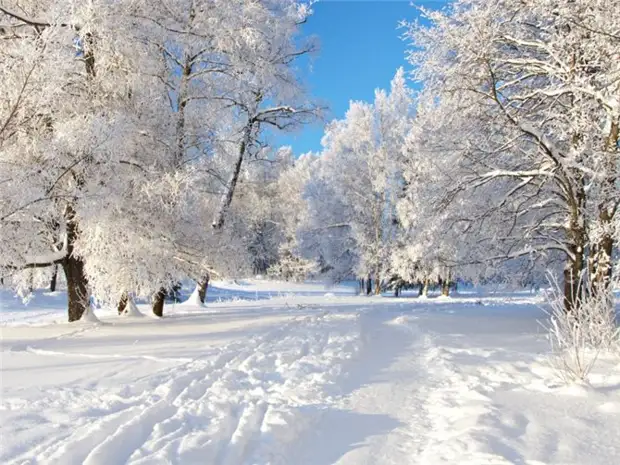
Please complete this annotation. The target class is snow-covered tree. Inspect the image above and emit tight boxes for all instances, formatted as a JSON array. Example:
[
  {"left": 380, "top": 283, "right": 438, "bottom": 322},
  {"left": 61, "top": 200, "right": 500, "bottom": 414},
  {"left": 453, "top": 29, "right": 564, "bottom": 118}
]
[
  {"left": 0, "top": 0, "right": 318, "bottom": 320},
  {"left": 403, "top": 0, "right": 620, "bottom": 309},
  {"left": 301, "top": 69, "right": 414, "bottom": 292},
  {"left": 0, "top": 0, "right": 171, "bottom": 320}
]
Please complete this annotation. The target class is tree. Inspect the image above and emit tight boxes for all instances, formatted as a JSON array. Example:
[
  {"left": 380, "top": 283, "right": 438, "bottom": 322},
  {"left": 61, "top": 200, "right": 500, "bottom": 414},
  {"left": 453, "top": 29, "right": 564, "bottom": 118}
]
[
  {"left": 403, "top": 0, "right": 620, "bottom": 310},
  {"left": 1, "top": 0, "right": 318, "bottom": 319},
  {"left": 207, "top": 0, "right": 320, "bottom": 230},
  {"left": 0, "top": 0, "right": 166, "bottom": 320},
  {"left": 300, "top": 70, "right": 414, "bottom": 290}
]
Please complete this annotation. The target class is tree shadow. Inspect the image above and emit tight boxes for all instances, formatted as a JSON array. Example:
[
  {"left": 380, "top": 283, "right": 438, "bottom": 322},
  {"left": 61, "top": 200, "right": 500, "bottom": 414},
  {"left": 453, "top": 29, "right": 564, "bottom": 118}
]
[{"left": 294, "top": 407, "right": 404, "bottom": 465}]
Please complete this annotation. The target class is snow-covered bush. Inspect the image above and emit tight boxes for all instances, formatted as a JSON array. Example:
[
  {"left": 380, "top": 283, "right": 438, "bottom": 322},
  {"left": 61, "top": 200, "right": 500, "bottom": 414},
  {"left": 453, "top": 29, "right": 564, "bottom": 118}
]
[{"left": 543, "top": 278, "right": 619, "bottom": 383}]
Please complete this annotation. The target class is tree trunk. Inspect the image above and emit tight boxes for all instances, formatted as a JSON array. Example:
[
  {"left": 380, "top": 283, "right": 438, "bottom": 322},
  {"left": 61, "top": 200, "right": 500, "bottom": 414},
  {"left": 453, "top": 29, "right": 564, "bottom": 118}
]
[
  {"left": 152, "top": 288, "right": 166, "bottom": 317},
  {"left": 441, "top": 280, "right": 450, "bottom": 297},
  {"left": 173, "top": 40, "right": 195, "bottom": 168},
  {"left": 63, "top": 254, "right": 89, "bottom": 322},
  {"left": 563, "top": 177, "right": 588, "bottom": 312},
  {"left": 563, "top": 260, "right": 582, "bottom": 313},
  {"left": 117, "top": 292, "right": 128, "bottom": 315},
  {"left": 374, "top": 278, "right": 381, "bottom": 295},
  {"left": 212, "top": 121, "right": 254, "bottom": 229},
  {"left": 62, "top": 206, "right": 89, "bottom": 322},
  {"left": 198, "top": 274, "right": 210, "bottom": 304},
  {"left": 563, "top": 232, "right": 586, "bottom": 313},
  {"left": 359, "top": 279, "right": 365, "bottom": 295},
  {"left": 441, "top": 271, "right": 451, "bottom": 297},
  {"left": 395, "top": 286, "right": 400, "bottom": 297},
  {"left": 422, "top": 278, "right": 429, "bottom": 297},
  {"left": 592, "top": 118, "right": 618, "bottom": 296},
  {"left": 49, "top": 264, "right": 58, "bottom": 292},
  {"left": 83, "top": 33, "right": 96, "bottom": 79},
  {"left": 366, "top": 276, "right": 372, "bottom": 296}
]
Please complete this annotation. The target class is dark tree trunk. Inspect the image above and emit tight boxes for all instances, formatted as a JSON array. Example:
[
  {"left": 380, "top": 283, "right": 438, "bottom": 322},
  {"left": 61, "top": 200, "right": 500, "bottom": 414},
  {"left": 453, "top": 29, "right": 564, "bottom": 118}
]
[
  {"left": 366, "top": 276, "right": 372, "bottom": 296},
  {"left": 83, "top": 33, "right": 96, "bottom": 78},
  {"left": 152, "top": 288, "right": 166, "bottom": 317},
  {"left": 592, "top": 119, "right": 618, "bottom": 296},
  {"left": 395, "top": 286, "right": 401, "bottom": 297},
  {"left": 359, "top": 279, "right": 365, "bottom": 295},
  {"left": 50, "top": 265, "right": 58, "bottom": 292},
  {"left": 563, "top": 259, "right": 583, "bottom": 313},
  {"left": 62, "top": 206, "right": 89, "bottom": 322},
  {"left": 563, "top": 228, "right": 586, "bottom": 313},
  {"left": 441, "top": 271, "right": 451, "bottom": 297},
  {"left": 441, "top": 280, "right": 450, "bottom": 297},
  {"left": 118, "top": 292, "right": 128, "bottom": 315},
  {"left": 212, "top": 121, "right": 254, "bottom": 229},
  {"left": 563, "top": 178, "right": 587, "bottom": 313},
  {"left": 198, "top": 274, "right": 210, "bottom": 304},
  {"left": 63, "top": 255, "right": 89, "bottom": 322}
]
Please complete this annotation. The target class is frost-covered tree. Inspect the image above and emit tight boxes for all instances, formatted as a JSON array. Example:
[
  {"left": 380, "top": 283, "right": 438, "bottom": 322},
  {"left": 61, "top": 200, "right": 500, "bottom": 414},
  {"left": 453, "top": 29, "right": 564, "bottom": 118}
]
[
  {"left": 403, "top": 0, "right": 620, "bottom": 309},
  {"left": 0, "top": 0, "right": 318, "bottom": 320},
  {"left": 0, "top": 0, "right": 170, "bottom": 320},
  {"left": 302, "top": 69, "right": 414, "bottom": 292},
  {"left": 207, "top": 0, "right": 320, "bottom": 230}
]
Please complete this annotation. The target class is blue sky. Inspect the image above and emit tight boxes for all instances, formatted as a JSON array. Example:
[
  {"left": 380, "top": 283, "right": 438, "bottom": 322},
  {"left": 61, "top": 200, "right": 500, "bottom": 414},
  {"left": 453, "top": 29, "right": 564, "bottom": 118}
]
[{"left": 277, "top": 0, "right": 447, "bottom": 155}]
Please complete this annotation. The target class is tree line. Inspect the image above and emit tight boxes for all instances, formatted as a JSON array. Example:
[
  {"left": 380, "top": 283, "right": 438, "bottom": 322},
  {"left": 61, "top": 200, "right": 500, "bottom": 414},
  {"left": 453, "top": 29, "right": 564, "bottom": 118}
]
[
  {"left": 281, "top": 0, "right": 619, "bottom": 311},
  {"left": 1, "top": 0, "right": 618, "bottom": 319}
]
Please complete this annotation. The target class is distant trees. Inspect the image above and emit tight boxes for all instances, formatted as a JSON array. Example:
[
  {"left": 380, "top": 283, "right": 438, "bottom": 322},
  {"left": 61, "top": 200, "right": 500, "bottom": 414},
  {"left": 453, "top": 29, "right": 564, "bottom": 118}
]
[{"left": 292, "top": 70, "right": 414, "bottom": 292}]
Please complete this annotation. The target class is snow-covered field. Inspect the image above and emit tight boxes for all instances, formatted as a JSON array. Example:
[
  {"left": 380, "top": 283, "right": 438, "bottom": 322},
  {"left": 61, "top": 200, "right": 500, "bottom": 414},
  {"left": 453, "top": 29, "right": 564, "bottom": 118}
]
[{"left": 2, "top": 281, "right": 620, "bottom": 465}]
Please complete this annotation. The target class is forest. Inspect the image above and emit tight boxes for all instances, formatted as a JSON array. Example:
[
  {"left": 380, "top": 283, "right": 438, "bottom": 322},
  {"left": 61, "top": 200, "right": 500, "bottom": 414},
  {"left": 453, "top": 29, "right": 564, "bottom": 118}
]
[
  {"left": 1, "top": 0, "right": 618, "bottom": 323},
  {"left": 2, "top": 1, "right": 620, "bottom": 464}
]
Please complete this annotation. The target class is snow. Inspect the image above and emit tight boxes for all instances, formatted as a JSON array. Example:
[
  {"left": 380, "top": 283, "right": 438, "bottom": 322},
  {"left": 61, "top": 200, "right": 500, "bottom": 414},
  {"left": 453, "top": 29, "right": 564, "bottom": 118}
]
[
  {"left": 80, "top": 306, "right": 102, "bottom": 324},
  {"left": 123, "top": 298, "right": 146, "bottom": 318},
  {"left": 2, "top": 282, "right": 620, "bottom": 464}
]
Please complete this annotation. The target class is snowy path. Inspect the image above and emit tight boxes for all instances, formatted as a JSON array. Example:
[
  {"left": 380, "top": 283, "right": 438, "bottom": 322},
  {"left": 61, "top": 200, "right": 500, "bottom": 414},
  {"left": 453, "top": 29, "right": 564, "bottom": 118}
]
[
  {"left": 294, "top": 311, "right": 432, "bottom": 465},
  {"left": 3, "top": 283, "right": 620, "bottom": 464},
  {"left": 2, "top": 303, "right": 362, "bottom": 465},
  {"left": 291, "top": 300, "right": 620, "bottom": 465}
]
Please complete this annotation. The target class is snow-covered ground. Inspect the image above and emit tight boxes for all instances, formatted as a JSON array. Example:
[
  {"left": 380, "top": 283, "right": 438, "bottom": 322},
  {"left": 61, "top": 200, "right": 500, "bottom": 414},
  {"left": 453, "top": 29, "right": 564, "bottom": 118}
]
[{"left": 2, "top": 281, "right": 620, "bottom": 464}]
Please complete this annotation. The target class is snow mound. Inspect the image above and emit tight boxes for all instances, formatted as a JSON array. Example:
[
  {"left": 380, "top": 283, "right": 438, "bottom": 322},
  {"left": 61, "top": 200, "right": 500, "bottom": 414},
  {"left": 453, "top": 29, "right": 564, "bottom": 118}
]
[
  {"left": 388, "top": 315, "right": 410, "bottom": 325},
  {"left": 324, "top": 292, "right": 335, "bottom": 298},
  {"left": 122, "top": 298, "right": 145, "bottom": 318},
  {"left": 180, "top": 286, "right": 205, "bottom": 307},
  {"left": 79, "top": 307, "right": 101, "bottom": 324},
  {"left": 598, "top": 402, "right": 620, "bottom": 413}
]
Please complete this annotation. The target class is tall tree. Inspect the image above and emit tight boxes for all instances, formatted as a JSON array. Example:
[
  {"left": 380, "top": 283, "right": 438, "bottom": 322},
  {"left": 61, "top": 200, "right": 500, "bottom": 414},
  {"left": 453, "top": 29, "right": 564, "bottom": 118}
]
[{"left": 403, "top": 0, "right": 620, "bottom": 310}]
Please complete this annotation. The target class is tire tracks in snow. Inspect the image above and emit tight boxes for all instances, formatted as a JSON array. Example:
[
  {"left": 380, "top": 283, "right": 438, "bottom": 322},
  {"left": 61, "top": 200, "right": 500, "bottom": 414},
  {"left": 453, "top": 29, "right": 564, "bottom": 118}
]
[{"left": 3, "top": 311, "right": 361, "bottom": 465}]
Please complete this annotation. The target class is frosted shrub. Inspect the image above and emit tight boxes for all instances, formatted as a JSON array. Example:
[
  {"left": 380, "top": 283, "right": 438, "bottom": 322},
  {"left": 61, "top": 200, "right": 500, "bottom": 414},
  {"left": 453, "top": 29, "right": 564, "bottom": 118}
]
[{"left": 543, "top": 279, "right": 619, "bottom": 383}]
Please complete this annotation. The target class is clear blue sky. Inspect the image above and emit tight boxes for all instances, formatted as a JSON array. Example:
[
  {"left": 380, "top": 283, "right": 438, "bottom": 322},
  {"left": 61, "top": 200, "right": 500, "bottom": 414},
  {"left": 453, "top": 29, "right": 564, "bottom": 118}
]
[{"left": 277, "top": 0, "right": 448, "bottom": 155}]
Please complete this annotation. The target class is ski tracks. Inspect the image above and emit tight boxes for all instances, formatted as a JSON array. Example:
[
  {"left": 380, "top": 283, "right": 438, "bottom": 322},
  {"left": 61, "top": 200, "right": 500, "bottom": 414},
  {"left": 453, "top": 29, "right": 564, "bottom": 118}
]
[{"left": 1, "top": 311, "right": 361, "bottom": 465}]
